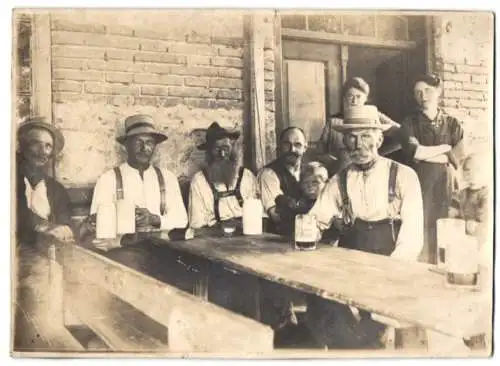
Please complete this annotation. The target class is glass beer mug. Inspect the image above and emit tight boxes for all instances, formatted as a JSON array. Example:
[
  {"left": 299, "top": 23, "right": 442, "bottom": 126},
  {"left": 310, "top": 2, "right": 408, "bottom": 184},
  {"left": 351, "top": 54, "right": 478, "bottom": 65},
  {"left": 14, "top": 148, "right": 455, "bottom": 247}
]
[{"left": 294, "top": 213, "right": 319, "bottom": 251}]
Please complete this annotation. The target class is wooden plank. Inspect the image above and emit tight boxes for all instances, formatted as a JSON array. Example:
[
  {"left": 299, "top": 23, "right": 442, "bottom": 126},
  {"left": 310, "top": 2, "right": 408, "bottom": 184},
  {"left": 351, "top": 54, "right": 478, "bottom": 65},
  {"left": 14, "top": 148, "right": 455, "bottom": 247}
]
[
  {"left": 282, "top": 28, "right": 417, "bottom": 50},
  {"left": 273, "top": 11, "right": 285, "bottom": 145},
  {"left": 156, "top": 233, "right": 490, "bottom": 340},
  {"left": 31, "top": 13, "right": 53, "bottom": 121},
  {"left": 13, "top": 244, "right": 84, "bottom": 352},
  {"left": 65, "top": 280, "right": 167, "bottom": 351},
  {"left": 62, "top": 244, "right": 274, "bottom": 352},
  {"left": 248, "top": 13, "right": 266, "bottom": 171}
]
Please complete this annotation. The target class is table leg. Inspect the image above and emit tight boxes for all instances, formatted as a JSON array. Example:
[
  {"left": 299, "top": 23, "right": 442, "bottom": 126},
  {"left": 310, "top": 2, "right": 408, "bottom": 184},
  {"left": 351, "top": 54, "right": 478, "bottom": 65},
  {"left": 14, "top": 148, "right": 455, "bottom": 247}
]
[{"left": 193, "top": 259, "right": 209, "bottom": 301}]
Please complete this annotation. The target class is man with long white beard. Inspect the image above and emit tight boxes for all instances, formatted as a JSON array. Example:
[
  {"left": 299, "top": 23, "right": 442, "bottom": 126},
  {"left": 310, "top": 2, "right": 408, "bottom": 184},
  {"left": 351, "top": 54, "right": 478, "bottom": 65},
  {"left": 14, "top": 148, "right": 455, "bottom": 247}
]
[
  {"left": 188, "top": 122, "right": 259, "bottom": 316},
  {"left": 188, "top": 122, "right": 258, "bottom": 230}
]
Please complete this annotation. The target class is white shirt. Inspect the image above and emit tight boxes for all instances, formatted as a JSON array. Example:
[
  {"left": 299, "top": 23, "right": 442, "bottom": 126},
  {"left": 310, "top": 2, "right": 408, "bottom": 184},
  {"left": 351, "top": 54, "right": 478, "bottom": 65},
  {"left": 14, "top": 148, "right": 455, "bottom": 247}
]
[
  {"left": 309, "top": 158, "right": 424, "bottom": 261},
  {"left": 257, "top": 163, "right": 301, "bottom": 212},
  {"left": 90, "top": 163, "right": 188, "bottom": 231},
  {"left": 24, "top": 177, "right": 51, "bottom": 220},
  {"left": 188, "top": 168, "right": 258, "bottom": 229}
]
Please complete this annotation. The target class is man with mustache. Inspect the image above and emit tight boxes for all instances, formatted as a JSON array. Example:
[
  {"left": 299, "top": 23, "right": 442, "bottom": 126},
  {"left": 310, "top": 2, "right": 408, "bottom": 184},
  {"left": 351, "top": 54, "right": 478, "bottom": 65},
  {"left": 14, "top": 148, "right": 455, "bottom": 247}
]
[
  {"left": 305, "top": 105, "right": 424, "bottom": 349},
  {"left": 188, "top": 122, "right": 258, "bottom": 230},
  {"left": 16, "top": 117, "right": 74, "bottom": 245},
  {"left": 89, "top": 114, "right": 187, "bottom": 235},
  {"left": 258, "top": 126, "right": 308, "bottom": 236}
]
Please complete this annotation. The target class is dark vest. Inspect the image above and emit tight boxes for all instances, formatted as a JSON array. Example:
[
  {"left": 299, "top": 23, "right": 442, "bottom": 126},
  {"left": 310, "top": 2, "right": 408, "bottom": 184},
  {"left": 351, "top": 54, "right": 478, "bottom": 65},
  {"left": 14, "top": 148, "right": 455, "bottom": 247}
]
[
  {"left": 265, "top": 159, "right": 303, "bottom": 201},
  {"left": 16, "top": 168, "right": 72, "bottom": 246}
]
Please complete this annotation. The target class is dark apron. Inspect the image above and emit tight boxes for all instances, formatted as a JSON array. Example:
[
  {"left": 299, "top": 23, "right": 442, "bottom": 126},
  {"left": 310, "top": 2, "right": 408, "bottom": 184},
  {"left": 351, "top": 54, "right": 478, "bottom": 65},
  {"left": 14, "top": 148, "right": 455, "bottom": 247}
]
[
  {"left": 413, "top": 161, "right": 453, "bottom": 264},
  {"left": 306, "top": 161, "right": 401, "bottom": 349}
]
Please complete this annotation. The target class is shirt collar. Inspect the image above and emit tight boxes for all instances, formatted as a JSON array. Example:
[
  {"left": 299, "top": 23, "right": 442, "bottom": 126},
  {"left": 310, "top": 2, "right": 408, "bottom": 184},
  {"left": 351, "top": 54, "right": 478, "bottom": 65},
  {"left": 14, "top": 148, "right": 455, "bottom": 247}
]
[
  {"left": 123, "top": 162, "right": 154, "bottom": 174},
  {"left": 286, "top": 162, "right": 301, "bottom": 181},
  {"left": 418, "top": 108, "right": 443, "bottom": 126}
]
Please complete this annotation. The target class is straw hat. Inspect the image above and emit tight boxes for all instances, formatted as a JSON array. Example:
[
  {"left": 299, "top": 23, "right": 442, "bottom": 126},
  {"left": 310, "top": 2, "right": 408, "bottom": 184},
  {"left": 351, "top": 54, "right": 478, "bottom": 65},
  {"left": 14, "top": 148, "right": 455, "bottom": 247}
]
[
  {"left": 116, "top": 114, "right": 168, "bottom": 145},
  {"left": 18, "top": 117, "right": 65, "bottom": 154},
  {"left": 331, "top": 105, "right": 392, "bottom": 132}
]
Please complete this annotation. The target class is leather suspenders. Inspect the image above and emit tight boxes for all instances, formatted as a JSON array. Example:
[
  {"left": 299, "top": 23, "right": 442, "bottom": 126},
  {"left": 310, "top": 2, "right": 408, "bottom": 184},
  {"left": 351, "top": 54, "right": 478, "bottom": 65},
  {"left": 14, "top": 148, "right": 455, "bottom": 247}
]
[
  {"left": 338, "top": 161, "right": 399, "bottom": 224},
  {"left": 202, "top": 167, "right": 245, "bottom": 223},
  {"left": 113, "top": 166, "right": 166, "bottom": 215}
]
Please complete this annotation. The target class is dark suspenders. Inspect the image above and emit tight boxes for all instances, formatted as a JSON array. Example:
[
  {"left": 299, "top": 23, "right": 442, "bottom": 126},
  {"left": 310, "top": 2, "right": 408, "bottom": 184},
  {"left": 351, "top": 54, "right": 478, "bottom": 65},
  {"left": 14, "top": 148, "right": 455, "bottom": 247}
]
[
  {"left": 202, "top": 167, "right": 245, "bottom": 223},
  {"left": 113, "top": 166, "right": 166, "bottom": 215},
  {"left": 338, "top": 161, "right": 399, "bottom": 225}
]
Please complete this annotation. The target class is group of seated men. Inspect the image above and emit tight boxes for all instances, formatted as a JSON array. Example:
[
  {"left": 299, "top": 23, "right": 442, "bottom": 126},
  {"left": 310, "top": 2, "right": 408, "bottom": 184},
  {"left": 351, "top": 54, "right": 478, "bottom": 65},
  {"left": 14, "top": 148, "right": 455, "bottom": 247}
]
[{"left": 16, "top": 105, "right": 424, "bottom": 349}]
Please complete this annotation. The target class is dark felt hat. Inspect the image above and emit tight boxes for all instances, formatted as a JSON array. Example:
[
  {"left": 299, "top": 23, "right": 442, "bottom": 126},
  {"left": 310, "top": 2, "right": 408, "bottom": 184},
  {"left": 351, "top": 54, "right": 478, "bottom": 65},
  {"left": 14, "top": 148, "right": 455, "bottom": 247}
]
[
  {"left": 197, "top": 122, "right": 240, "bottom": 150},
  {"left": 17, "top": 117, "right": 65, "bottom": 154}
]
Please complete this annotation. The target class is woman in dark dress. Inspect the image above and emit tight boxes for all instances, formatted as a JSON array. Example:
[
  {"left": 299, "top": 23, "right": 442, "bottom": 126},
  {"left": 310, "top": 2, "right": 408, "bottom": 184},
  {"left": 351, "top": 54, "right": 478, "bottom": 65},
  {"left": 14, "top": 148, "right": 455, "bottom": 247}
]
[{"left": 399, "top": 74, "right": 465, "bottom": 264}]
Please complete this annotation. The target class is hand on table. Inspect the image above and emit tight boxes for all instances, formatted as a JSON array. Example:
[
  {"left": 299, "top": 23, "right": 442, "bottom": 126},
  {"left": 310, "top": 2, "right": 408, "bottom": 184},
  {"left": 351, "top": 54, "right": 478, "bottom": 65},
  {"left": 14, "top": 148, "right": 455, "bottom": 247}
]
[
  {"left": 47, "top": 225, "right": 74, "bottom": 242},
  {"left": 135, "top": 207, "right": 161, "bottom": 229},
  {"left": 465, "top": 220, "right": 479, "bottom": 236}
]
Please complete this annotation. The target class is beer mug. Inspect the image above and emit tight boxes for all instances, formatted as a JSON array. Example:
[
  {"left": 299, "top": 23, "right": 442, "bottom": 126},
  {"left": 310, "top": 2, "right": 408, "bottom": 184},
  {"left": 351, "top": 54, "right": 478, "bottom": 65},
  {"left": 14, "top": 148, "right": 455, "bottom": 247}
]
[{"left": 294, "top": 214, "right": 319, "bottom": 251}]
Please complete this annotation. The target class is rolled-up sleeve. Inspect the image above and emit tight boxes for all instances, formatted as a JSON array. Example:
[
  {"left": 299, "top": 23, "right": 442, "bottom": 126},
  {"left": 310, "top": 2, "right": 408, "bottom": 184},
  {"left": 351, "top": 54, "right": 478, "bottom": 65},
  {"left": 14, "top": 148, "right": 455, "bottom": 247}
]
[
  {"left": 257, "top": 168, "right": 283, "bottom": 212},
  {"left": 160, "top": 170, "right": 188, "bottom": 231},
  {"left": 309, "top": 176, "right": 343, "bottom": 231},
  {"left": 398, "top": 117, "right": 418, "bottom": 162},
  {"left": 390, "top": 167, "right": 424, "bottom": 261}
]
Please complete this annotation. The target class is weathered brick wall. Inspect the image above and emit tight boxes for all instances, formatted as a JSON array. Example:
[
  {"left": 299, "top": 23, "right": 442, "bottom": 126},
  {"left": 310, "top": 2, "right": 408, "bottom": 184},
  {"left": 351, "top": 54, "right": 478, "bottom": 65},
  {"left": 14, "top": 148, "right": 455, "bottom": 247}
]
[
  {"left": 432, "top": 13, "right": 493, "bottom": 153},
  {"left": 49, "top": 10, "right": 258, "bottom": 187}
]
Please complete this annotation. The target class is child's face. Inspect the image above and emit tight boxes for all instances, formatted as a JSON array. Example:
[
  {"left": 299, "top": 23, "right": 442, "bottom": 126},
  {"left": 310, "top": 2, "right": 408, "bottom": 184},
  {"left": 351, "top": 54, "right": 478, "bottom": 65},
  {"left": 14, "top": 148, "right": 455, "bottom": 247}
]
[
  {"left": 462, "top": 160, "right": 484, "bottom": 188},
  {"left": 301, "top": 175, "right": 326, "bottom": 199}
]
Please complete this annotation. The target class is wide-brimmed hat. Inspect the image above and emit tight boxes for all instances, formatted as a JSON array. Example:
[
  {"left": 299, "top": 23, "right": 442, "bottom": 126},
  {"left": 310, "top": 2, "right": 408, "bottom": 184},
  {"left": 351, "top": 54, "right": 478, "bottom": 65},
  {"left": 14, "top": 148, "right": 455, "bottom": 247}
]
[
  {"left": 116, "top": 114, "right": 168, "bottom": 145},
  {"left": 197, "top": 122, "right": 240, "bottom": 150},
  {"left": 17, "top": 117, "right": 65, "bottom": 154},
  {"left": 331, "top": 105, "right": 392, "bottom": 132}
]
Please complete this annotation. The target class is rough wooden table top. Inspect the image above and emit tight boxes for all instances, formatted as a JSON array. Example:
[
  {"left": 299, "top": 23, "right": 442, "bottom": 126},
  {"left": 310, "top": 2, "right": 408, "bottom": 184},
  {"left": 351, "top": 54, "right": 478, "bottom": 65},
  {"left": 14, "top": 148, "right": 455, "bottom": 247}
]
[
  {"left": 72, "top": 231, "right": 492, "bottom": 340},
  {"left": 151, "top": 232, "right": 491, "bottom": 340}
]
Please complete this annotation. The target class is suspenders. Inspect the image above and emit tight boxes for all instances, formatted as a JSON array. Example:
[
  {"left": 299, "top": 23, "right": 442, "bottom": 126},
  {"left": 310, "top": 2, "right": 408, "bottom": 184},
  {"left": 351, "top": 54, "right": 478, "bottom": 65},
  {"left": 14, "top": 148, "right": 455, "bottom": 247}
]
[
  {"left": 202, "top": 167, "right": 245, "bottom": 223},
  {"left": 113, "top": 166, "right": 166, "bottom": 215},
  {"left": 338, "top": 161, "right": 399, "bottom": 224}
]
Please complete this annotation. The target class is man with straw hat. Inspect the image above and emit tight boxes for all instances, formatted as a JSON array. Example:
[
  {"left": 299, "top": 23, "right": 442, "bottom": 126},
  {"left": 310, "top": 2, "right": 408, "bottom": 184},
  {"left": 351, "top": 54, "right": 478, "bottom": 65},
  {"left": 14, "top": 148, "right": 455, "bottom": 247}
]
[
  {"left": 305, "top": 105, "right": 424, "bottom": 349},
  {"left": 88, "top": 114, "right": 187, "bottom": 235},
  {"left": 14, "top": 117, "right": 74, "bottom": 351},
  {"left": 16, "top": 117, "right": 74, "bottom": 245}
]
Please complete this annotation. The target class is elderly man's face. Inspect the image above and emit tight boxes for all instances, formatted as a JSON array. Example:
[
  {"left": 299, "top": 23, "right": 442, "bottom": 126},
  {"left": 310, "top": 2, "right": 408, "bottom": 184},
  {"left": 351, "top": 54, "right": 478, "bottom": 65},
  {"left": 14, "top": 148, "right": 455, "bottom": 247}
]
[
  {"left": 343, "top": 128, "right": 383, "bottom": 165},
  {"left": 279, "top": 129, "right": 307, "bottom": 166},
  {"left": 344, "top": 87, "right": 368, "bottom": 108},
  {"left": 126, "top": 134, "right": 157, "bottom": 166},
  {"left": 21, "top": 128, "right": 54, "bottom": 168},
  {"left": 209, "top": 137, "right": 234, "bottom": 162}
]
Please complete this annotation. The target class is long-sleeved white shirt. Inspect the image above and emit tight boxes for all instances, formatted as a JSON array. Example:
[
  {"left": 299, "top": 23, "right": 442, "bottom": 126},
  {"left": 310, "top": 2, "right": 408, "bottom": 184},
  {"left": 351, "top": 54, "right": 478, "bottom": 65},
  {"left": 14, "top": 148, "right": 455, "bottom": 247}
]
[
  {"left": 257, "top": 163, "right": 301, "bottom": 212},
  {"left": 188, "top": 168, "right": 258, "bottom": 229},
  {"left": 90, "top": 163, "right": 188, "bottom": 231},
  {"left": 309, "top": 157, "right": 424, "bottom": 261}
]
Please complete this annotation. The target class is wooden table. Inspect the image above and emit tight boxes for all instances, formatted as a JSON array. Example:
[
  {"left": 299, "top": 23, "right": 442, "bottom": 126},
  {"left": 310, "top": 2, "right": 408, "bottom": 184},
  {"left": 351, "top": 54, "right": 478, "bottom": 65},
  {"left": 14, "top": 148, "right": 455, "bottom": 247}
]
[
  {"left": 146, "top": 232, "right": 491, "bottom": 343},
  {"left": 68, "top": 231, "right": 492, "bottom": 355}
]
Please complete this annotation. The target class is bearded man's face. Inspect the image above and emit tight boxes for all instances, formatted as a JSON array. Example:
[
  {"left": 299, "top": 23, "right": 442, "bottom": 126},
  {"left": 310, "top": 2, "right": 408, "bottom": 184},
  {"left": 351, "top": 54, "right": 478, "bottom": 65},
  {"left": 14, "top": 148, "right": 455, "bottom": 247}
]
[{"left": 207, "top": 137, "right": 240, "bottom": 186}]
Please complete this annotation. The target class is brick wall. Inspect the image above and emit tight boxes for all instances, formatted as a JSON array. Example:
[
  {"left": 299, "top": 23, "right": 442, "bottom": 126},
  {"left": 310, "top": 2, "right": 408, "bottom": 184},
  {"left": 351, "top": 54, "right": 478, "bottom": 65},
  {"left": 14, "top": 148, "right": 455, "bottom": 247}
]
[
  {"left": 432, "top": 13, "right": 493, "bottom": 153},
  {"left": 49, "top": 10, "right": 258, "bottom": 186}
]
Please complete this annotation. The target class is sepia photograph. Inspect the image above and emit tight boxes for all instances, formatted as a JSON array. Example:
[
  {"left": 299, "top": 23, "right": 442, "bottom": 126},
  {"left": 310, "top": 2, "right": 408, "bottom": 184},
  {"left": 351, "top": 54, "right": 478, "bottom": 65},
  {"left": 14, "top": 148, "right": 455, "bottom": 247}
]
[{"left": 9, "top": 7, "right": 494, "bottom": 359}]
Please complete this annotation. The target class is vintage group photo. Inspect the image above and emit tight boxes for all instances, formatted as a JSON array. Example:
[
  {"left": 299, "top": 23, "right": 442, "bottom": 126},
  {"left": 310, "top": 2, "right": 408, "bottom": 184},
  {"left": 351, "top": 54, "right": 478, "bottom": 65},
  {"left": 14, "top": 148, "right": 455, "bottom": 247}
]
[{"left": 11, "top": 9, "right": 494, "bottom": 358}]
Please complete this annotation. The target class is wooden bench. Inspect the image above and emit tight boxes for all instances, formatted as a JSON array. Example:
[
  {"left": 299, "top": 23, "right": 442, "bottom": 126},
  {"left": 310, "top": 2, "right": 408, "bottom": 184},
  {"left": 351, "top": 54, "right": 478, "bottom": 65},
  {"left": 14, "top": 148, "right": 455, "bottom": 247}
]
[{"left": 46, "top": 238, "right": 273, "bottom": 353}]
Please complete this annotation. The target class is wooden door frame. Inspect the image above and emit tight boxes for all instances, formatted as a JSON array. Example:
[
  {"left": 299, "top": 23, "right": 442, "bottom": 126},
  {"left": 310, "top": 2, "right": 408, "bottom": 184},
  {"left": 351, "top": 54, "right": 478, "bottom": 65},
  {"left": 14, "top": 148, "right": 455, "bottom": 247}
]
[{"left": 273, "top": 17, "right": 433, "bottom": 144}]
